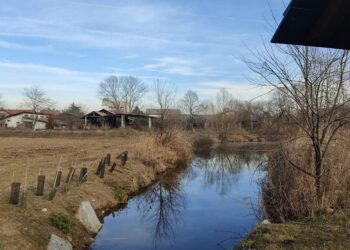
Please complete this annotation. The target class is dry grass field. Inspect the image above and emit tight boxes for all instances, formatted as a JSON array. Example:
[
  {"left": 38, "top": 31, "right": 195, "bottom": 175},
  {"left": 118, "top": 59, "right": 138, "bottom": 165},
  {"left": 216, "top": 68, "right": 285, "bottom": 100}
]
[{"left": 0, "top": 129, "right": 191, "bottom": 249}]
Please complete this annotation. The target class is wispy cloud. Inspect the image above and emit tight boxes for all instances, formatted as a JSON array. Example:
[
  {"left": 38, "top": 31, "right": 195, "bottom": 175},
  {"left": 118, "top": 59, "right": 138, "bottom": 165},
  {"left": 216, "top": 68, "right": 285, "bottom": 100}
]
[
  {"left": 193, "top": 80, "right": 273, "bottom": 101},
  {"left": 143, "top": 57, "right": 198, "bottom": 76},
  {"left": 0, "top": 0, "right": 285, "bottom": 109},
  {"left": 0, "top": 39, "right": 85, "bottom": 57}
]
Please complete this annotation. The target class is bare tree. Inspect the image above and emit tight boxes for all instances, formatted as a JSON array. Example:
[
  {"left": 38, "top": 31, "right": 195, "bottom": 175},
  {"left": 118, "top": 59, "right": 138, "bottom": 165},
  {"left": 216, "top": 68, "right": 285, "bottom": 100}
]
[
  {"left": 216, "top": 88, "right": 233, "bottom": 113},
  {"left": 214, "top": 89, "right": 238, "bottom": 141},
  {"left": 122, "top": 76, "right": 148, "bottom": 112},
  {"left": 180, "top": 90, "right": 201, "bottom": 129},
  {"left": 99, "top": 75, "right": 147, "bottom": 113},
  {"left": 199, "top": 100, "right": 215, "bottom": 129},
  {"left": 153, "top": 79, "right": 176, "bottom": 132},
  {"left": 199, "top": 100, "right": 215, "bottom": 116},
  {"left": 98, "top": 76, "right": 124, "bottom": 112},
  {"left": 22, "top": 86, "right": 53, "bottom": 130},
  {"left": 245, "top": 44, "right": 350, "bottom": 198}
]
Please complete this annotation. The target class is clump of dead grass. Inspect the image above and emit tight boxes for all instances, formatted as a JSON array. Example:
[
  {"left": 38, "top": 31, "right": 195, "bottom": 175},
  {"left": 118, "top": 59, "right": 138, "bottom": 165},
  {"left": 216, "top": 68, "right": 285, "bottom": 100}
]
[
  {"left": 134, "top": 129, "right": 192, "bottom": 167},
  {"left": 263, "top": 133, "right": 350, "bottom": 222}
]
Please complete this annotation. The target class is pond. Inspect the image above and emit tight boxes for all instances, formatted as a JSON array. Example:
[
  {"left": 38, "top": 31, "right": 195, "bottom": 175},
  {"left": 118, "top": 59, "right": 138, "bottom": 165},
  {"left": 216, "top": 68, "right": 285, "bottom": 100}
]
[{"left": 91, "top": 143, "right": 270, "bottom": 250}]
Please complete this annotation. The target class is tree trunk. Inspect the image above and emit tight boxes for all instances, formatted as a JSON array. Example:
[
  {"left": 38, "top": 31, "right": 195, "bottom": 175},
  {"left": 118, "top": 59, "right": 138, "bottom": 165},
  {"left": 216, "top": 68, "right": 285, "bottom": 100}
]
[{"left": 314, "top": 148, "right": 323, "bottom": 200}]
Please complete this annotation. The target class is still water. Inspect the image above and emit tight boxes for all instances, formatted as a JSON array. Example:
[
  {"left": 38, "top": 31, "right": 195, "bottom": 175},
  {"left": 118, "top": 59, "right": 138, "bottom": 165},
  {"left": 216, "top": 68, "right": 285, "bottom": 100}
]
[{"left": 91, "top": 143, "right": 269, "bottom": 250}]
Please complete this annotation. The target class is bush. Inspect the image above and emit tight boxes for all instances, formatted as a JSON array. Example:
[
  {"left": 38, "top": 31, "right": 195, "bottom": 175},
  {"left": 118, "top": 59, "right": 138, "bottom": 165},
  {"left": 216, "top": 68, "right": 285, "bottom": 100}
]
[
  {"left": 192, "top": 136, "right": 214, "bottom": 151},
  {"left": 134, "top": 130, "right": 192, "bottom": 167},
  {"left": 115, "top": 186, "right": 128, "bottom": 204},
  {"left": 49, "top": 212, "right": 72, "bottom": 234}
]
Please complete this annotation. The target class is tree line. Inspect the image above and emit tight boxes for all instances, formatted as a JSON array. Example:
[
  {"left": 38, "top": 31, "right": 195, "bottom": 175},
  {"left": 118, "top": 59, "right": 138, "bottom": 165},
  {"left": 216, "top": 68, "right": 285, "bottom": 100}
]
[{"left": 0, "top": 76, "right": 282, "bottom": 134}]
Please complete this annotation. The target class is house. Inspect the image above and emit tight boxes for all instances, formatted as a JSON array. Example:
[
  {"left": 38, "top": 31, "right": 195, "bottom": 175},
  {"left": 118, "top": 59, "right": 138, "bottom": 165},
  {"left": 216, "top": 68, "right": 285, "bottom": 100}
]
[
  {"left": 0, "top": 109, "right": 30, "bottom": 119},
  {"left": 0, "top": 109, "right": 48, "bottom": 130}
]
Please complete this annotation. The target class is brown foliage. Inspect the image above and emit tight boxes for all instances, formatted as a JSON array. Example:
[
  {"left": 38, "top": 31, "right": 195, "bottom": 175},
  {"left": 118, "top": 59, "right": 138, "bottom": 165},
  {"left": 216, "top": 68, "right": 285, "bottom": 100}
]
[
  {"left": 263, "top": 133, "right": 350, "bottom": 222},
  {"left": 134, "top": 130, "right": 192, "bottom": 167}
]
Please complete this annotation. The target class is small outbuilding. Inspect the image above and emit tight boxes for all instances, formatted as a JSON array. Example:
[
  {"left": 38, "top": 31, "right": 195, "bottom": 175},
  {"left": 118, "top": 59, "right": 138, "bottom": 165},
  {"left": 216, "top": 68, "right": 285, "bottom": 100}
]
[{"left": 82, "top": 109, "right": 154, "bottom": 129}]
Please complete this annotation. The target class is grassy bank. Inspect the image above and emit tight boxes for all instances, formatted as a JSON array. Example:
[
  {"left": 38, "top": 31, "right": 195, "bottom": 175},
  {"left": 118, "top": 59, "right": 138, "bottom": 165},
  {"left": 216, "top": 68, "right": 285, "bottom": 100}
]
[
  {"left": 237, "top": 216, "right": 350, "bottom": 249},
  {"left": 237, "top": 132, "right": 350, "bottom": 250},
  {"left": 0, "top": 129, "right": 192, "bottom": 249}
]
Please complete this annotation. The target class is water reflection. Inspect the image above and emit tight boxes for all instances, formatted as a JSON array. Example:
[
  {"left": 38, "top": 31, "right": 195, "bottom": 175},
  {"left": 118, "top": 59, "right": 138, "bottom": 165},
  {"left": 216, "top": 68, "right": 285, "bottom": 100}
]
[
  {"left": 193, "top": 144, "right": 267, "bottom": 196},
  {"left": 134, "top": 145, "right": 268, "bottom": 246},
  {"left": 135, "top": 168, "right": 188, "bottom": 247},
  {"left": 92, "top": 143, "right": 271, "bottom": 250}
]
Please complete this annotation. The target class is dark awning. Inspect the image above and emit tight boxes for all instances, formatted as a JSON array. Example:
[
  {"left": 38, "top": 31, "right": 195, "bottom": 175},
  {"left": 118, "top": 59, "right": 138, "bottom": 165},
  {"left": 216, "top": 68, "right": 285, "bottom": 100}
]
[{"left": 272, "top": 0, "right": 350, "bottom": 50}]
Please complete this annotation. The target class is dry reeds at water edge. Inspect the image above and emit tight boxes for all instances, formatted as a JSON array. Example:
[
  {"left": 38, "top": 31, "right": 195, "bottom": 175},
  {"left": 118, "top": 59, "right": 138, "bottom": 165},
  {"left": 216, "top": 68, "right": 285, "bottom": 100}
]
[
  {"left": 262, "top": 134, "right": 350, "bottom": 223},
  {"left": 134, "top": 129, "right": 192, "bottom": 167}
]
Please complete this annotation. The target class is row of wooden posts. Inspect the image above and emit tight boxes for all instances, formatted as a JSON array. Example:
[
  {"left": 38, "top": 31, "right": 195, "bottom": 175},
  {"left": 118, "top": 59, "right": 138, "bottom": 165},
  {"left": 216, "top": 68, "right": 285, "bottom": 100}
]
[{"left": 9, "top": 151, "right": 128, "bottom": 205}]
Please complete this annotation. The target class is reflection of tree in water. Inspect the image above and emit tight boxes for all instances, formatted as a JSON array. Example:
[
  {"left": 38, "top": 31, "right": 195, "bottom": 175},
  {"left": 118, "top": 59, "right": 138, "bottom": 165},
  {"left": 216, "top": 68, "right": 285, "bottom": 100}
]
[
  {"left": 193, "top": 144, "right": 267, "bottom": 196},
  {"left": 135, "top": 168, "right": 188, "bottom": 248},
  {"left": 133, "top": 144, "right": 268, "bottom": 248}
]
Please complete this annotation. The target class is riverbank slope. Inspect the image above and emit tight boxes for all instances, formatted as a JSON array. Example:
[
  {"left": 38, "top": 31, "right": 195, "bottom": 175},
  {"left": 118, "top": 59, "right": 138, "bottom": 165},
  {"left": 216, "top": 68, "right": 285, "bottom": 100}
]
[{"left": 0, "top": 130, "right": 191, "bottom": 249}]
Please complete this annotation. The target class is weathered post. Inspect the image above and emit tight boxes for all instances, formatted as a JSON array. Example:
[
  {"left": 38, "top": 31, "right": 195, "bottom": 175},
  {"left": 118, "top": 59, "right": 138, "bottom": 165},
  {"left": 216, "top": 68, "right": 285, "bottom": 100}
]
[
  {"left": 36, "top": 175, "right": 45, "bottom": 196},
  {"left": 109, "top": 162, "right": 117, "bottom": 173},
  {"left": 10, "top": 182, "right": 21, "bottom": 205},
  {"left": 100, "top": 163, "right": 105, "bottom": 179},
  {"left": 121, "top": 151, "right": 128, "bottom": 166},
  {"left": 79, "top": 167, "right": 88, "bottom": 183},
  {"left": 54, "top": 170, "right": 62, "bottom": 188},
  {"left": 121, "top": 114, "right": 126, "bottom": 128},
  {"left": 95, "top": 159, "right": 104, "bottom": 175},
  {"left": 106, "top": 154, "right": 111, "bottom": 166},
  {"left": 148, "top": 117, "right": 152, "bottom": 129}
]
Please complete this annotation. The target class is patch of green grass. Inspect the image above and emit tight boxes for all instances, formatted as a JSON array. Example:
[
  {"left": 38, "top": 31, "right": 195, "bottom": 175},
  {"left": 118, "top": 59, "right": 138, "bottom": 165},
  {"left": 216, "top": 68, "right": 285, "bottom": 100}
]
[
  {"left": 48, "top": 188, "right": 57, "bottom": 201},
  {"left": 114, "top": 186, "right": 128, "bottom": 204},
  {"left": 49, "top": 212, "right": 72, "bottom": 234},
  {"left": 236, "top": 216, "right": 350, "bottom": 250}
]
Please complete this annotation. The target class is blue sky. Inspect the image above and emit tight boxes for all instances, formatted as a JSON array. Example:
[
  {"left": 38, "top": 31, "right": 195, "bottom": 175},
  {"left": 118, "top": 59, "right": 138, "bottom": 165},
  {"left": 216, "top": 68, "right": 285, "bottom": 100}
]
[{"left": 0, "top": 0, "right": 286, "bottom": 110}]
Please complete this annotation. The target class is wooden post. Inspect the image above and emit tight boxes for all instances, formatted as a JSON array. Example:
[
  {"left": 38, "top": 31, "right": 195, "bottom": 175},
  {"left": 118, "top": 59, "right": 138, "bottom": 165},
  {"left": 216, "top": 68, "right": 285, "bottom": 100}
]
[
  {"left": 95, "top": 159, "right": 104, "bottom": 175},
  {"left": 109, "top": 162, "right": 117, "bottom": 173},
  {"left": 121, "top": 151, "right": 128, "bottom": 166},
  {"left": 10, "top": 182, "right": 21, "bottom": 205},
  {"left": 79, "top": 167, "right": 88, "bottom": 183},
  {"left": 121, "top": 114, "right": 126, "bottom": 128},
  {"left": 66, "top": 167, "right": 76, "bottom": 183},
  {"left": 36, "top": 175, "right": 45, "bottom": 196},
  {"left": 148, "top": 117, "right": 152, "bottom": 129},
  {"left": 100, "top": 163, "right": 105, "bottom": 179},
  {"left": 54, "top": 170, "right": 62, "bottom": 188},
  {"left": 117, "top": 151, "right": 128, "bottom": 166},
  {"left": 106, "top": 154, "right": 111, "bottom": 166}
]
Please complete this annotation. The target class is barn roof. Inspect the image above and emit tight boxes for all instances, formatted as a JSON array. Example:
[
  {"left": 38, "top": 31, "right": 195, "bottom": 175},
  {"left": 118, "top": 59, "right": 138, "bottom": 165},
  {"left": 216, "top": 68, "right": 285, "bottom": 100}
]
[
  {"left": 0, "top": 110, "right": 46, "bottom": 119},
  {"left": 272, "top": 0, "right": 350, "bottom": 50},
  {"left": 82, "top": 110, "right": 154, "bottom": 119},
  {"left": 0, "top": 109, "right": 33, "bottom": 116}
]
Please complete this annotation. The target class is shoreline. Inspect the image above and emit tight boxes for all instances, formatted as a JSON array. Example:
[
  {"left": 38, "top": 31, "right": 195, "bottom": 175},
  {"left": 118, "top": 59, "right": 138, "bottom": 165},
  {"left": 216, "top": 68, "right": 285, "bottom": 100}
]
[
  {"left": 0, "top": 131, "right": 192, "bottom": 249},
  {"left": 87, "top": 161, "right": 187, "bottom": 249},
  {"left": 0, "top": 130, "right": 274, "bottom": 249}
]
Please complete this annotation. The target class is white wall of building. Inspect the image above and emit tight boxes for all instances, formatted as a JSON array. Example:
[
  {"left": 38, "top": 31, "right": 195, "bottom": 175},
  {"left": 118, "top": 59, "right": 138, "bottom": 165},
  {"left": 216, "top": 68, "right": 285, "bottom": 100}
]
[{"left": 2, "top": 113, "right": 48, "bottom": 130}]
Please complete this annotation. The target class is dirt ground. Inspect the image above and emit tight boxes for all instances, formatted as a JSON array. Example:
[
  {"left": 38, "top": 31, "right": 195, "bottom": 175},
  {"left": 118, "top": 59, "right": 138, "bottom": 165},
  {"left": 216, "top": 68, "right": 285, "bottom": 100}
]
[{"left": 0, "top": 130, "right": 189, "bottom": 250}]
